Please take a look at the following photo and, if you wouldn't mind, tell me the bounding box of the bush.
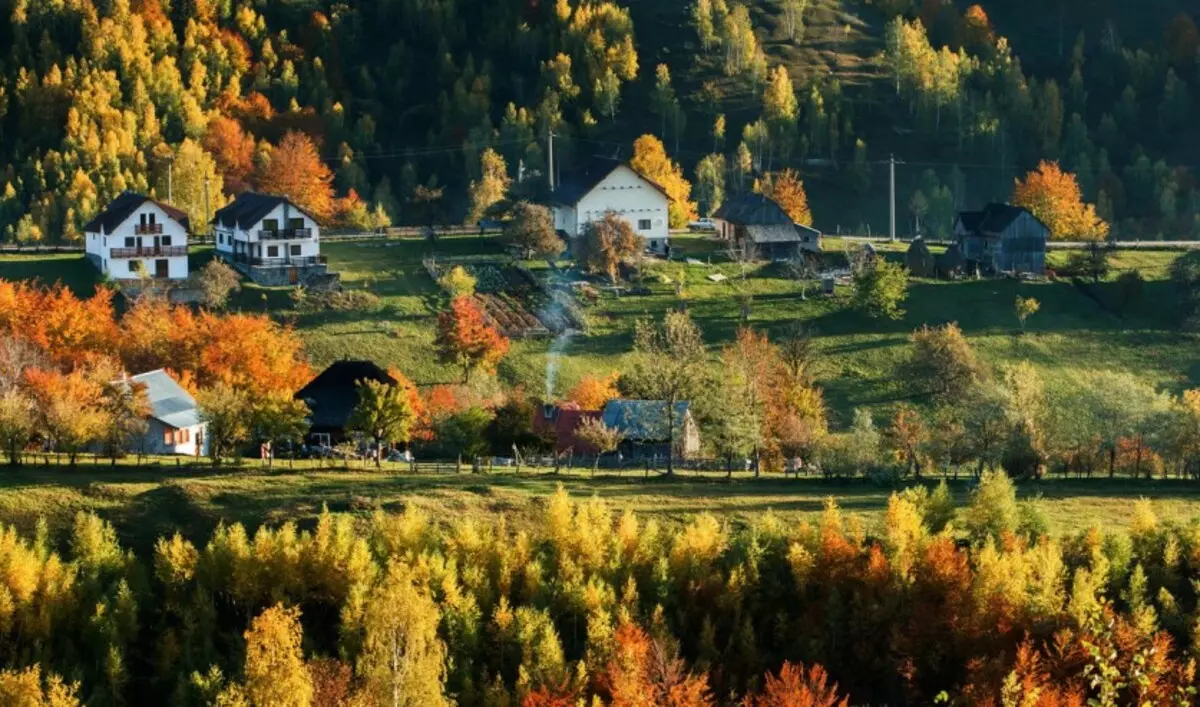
[852,260,909,320]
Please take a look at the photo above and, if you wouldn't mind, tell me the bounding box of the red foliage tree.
[256,131,335,220]
[746,662,850,707]
[204,116,256,194]
[602,622,714,707]
[435,297,510,382]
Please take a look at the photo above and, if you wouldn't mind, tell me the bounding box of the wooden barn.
[712,193,821,262]
[953,203,1049,275]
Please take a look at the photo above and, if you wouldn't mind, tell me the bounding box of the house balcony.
[229,252,327,268]
[109,245,188,259]
[257,228,313,241]
[134,223,164,235]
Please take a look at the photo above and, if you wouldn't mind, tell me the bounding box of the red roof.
[533,403,602,456]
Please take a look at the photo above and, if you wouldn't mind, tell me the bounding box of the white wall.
[143,420,209,457]
[217,201,321,261]
[84,202,190,280]
[106,256,189,279]
[569,165,671,253]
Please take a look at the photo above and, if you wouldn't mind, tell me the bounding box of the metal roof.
[83,192,191,234]
[549,157,670,206]
[129,369,202,430]
[713,193,793,226]
[602,399,691,441]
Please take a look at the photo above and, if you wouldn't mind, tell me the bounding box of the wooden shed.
[905,237,935,278]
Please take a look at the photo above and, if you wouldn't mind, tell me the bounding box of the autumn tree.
[25,367,106,466]
[576,416,624,473]
[435,297,510,382]
[466,148,511,224]
[0,390,35,466]
[1015,296,1040,333]
[355,565,450,707]
[205,116,256,195]
[0,666,81,706]
[694,154,725,217]
[1165,12,1200,67]
[243,604,314,707]
[1012,161,1109,241]
[251,394,310,466]
[626,310,709,475]
[438,266,477,298]
[754,169,812,225]
[194,260,242,310]
[99,377,152,463]
[602,621,713,706]
[852,260,909,320]
[504,202,563,260]
[904,323,986,401]
[567,373,620,410]
[348,378,417,466]
[198,381,252,465]
[166,139,223,229]
[630,135,698,228]
[577,212,645,284]
[257,131,335,221]
[747,662,849,707]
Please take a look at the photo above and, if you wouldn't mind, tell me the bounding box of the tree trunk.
[1108,446,1116,478]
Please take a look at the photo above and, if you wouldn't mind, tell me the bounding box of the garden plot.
[427,260,578,338]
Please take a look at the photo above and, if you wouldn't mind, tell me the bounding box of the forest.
[0,0,1197,241]
[0,480,1194,705]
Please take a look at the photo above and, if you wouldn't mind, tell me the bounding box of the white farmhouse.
[126,370,209,457]
[213,192,335,287]
[83,192,191,281]
[548,157,672,255]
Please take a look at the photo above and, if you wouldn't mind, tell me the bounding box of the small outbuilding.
[294,360,396,446]
[712,193,821,262]
[954,203,1048,275]
[601,399,701,460]
[904,237,936,278]
[126,370,208,457]
[936,242,967,279]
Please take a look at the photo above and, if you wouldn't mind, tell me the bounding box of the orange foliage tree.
[1012,161,1109,241]
[24,367,106,465]
[962,5,994,49]
[754,169,813,226]
[256,131,335,221]
[566,373,620,410]
[630,135,698,228]
[1165,12,1200,67]
[435,297,510,382]
[204,115,256,194]
[602,622,713,707]
[746,662,849,707]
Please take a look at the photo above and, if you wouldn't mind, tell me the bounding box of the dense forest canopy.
[0,0,1197,240]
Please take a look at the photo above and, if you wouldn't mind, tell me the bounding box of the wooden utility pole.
[889,154,897,243]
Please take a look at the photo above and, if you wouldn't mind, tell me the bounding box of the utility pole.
[203,175,211,240]
[889,154,896,243]
[547,128,556,193]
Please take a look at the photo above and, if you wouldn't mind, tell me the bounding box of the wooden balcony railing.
[134,223,164,235]
[257,228,314,240]
[109,245,188,259]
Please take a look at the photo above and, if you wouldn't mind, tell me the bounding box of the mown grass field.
[1,465,1198,553]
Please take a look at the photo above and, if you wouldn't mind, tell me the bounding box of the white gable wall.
[565,165,671,253]
[214,201,321,260]
[84,202,189,280]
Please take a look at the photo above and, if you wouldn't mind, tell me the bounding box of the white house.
[83,192,191,281]
[126,370,209,457]
[213,192,332,287]
[548,157,672,255]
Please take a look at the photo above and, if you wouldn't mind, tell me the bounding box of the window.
[164,429,175,445]
[180,429,190,444]
[288,218,305,229]
[267,246,279,257]
[161,236,172,246]
[262,218,279,232]
[637,219,652,231]
[139,214,147,226]
[124,237,136,248]
[290,245,302,256]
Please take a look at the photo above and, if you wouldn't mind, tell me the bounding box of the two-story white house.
[548,157,672,255]
[83,192,191,281]
[213,192,334,287]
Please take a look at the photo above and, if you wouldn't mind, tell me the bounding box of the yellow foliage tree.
[630,135,698,229]
[1012,161,1109,241]
[754,169,813,226]
[466,148,511,224]
[243,604,313,707]
[0,666,80,706]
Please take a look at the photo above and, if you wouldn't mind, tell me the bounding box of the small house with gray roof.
[601,399,701,460]
[712,193,821,261]
[954,203,1049,275]
[212,192,338,288]
[127,370,208,457]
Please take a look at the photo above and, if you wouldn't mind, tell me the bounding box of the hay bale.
[937,243,967,279]
[905,237,935,278]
